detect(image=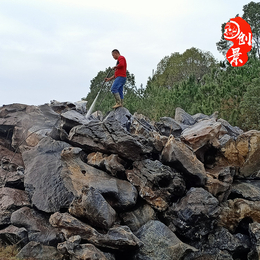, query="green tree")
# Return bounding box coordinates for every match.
[147,47,216,89]
[242,1,260,57]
